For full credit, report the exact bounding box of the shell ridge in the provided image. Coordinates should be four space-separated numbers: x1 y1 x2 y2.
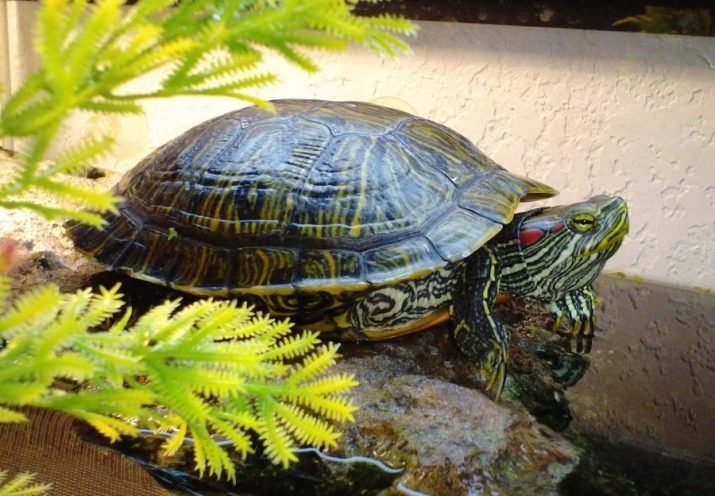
395 131 460 189
108 206 144 271
281 117 334 237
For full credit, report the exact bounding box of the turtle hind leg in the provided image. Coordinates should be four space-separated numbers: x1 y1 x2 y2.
451 248 510 398
332 267 457 340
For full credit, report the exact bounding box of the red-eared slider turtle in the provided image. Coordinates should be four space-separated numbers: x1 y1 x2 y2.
68 100 629 395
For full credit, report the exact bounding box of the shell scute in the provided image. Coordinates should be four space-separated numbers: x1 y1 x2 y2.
459 172 524 225
425 209 502 263
395 118 500 186
286 132 451 240
106 226 229 292
71 211 139 261
363 236 443 285
295 249 365 290
235 247 297 289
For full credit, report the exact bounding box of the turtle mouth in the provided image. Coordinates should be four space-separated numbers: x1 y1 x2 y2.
581 198 629 258
581 233 626 259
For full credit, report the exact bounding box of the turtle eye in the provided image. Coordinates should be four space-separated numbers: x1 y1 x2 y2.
571 213 596 232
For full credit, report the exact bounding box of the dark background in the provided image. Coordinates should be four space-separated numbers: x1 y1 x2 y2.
353 1 714 36
95 1 715 37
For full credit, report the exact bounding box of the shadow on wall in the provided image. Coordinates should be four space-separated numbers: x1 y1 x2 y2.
571 274 715 462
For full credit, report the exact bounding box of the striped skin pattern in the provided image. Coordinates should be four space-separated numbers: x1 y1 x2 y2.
491 195 629 367
452 246 509 393
346 265 459 337
547 286 597 353
497 195 628 314
342 195 628 397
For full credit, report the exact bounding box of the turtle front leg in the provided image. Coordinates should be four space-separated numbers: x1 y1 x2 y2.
548 285 597 353
451 248 509 398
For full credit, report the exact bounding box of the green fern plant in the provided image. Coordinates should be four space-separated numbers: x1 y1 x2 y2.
0 0 415 482
0 470 51 496
0 276 358 481
0 0 415 226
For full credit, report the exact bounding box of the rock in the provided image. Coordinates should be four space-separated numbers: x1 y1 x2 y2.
332 332 580 495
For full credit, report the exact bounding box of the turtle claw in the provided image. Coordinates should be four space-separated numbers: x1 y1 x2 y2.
574 332 593 354
548 286 597 354
551 314 563 334
481 342 508 399
575 333 590 353
482 359 507 400
569 315 595 353
579 315 595 338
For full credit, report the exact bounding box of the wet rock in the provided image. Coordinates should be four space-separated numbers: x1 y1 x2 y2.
508 325 590 431
332 332 580 495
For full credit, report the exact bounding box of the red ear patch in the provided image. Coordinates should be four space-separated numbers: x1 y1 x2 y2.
519 228 545 247
550 221 565 233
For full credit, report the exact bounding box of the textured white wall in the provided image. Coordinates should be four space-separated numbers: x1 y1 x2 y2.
5 2 715 290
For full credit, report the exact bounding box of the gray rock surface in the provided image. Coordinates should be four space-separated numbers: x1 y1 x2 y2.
334 331 579 495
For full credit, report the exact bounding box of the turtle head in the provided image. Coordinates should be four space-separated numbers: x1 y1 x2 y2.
514 195 629 296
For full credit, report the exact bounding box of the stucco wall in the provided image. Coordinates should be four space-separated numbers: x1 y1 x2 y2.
4 2 715 290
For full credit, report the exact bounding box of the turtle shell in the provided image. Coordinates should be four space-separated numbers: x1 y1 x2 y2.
68 100 556 296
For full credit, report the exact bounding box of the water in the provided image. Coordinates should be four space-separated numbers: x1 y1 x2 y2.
561 431 715 496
